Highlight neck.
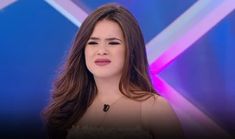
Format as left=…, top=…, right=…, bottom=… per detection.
left=94, top=75, right=124, bottom=100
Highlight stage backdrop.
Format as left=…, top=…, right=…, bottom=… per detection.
left=0, top=0, right=234, bottom=138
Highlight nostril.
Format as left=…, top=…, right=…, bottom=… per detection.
left=98, top=52, right=108, bottom=55
left=97, top=49, right=108, bottom=55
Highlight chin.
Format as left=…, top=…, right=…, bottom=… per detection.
left=92, top=71, right=122, bottom=79
left=93, top=73, right=116, bottom=79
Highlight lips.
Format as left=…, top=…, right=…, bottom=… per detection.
left=94, top=58, right=111, bottom=66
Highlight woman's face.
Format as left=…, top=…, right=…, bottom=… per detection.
left=85, top=19, right=125, bottom=79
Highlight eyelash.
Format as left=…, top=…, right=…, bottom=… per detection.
left=87, top=41, right=98, bottom=45
left=87, top=41, right=120, bottom=45
left=109, top=42, right=120, bottom=45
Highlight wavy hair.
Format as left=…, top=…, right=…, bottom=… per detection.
left=43, top=3, right=158, bottom=139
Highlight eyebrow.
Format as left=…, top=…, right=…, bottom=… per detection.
left=89, top=37, right=122, bottom=42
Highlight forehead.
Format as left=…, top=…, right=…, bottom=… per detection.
left=90, top=20, right=124, bottom=39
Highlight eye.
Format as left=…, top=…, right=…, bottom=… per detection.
left=109, top=42, right=120, bottom=45
left=87, top=41, right=98, bottom=45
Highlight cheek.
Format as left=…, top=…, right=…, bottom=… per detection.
left=120, top=47, right=126, bottom=61
left=84, top=48, right=92, bottom=68
left=114, top=48, right=125, bottom=65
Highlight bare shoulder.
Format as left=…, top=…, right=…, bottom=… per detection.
left=141, top=93, right=174, bottom=116
left=141, top=93, right=185, bottom=138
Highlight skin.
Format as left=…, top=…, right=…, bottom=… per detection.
left=84, top=19, right=184, bottom=138
left=85, top=19, right=125, bottom=102
left=142, top=95, right=184, bottom=138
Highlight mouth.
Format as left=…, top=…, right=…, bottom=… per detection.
left=94, top=59, right=111, bottom=66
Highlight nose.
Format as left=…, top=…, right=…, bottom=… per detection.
left=97, top=44, right=108, bottom=55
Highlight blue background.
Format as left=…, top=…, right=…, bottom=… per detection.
left=0, top=0, right=234, bottom=138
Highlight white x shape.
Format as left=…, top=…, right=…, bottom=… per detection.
left=42, top=0, right=235, bottom=137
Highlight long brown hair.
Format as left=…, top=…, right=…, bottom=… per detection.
left=43, top=3, right=157, bottom=139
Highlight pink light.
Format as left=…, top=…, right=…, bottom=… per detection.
left=150, top=0, right=235, bottom=74
left=54, top=0, right=87, bottom=23
left=0, top=0, right=17, bottom=10
left=45, top=0, right=88, bottom=27
left=149, top=0, right=235, bottom=138
left=150, top=75, right=232, bottom=138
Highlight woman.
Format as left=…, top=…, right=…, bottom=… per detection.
left=43, top=3, right=184, bottom=139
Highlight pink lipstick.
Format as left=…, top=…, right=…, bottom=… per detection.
left=95, top=58, right=111, bottom=66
